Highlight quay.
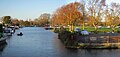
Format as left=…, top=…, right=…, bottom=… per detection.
left=58, top=31, right=120, bottom=49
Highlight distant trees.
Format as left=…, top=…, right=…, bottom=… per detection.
left=11, top=18, right=20, bottom=26
left=11, top=18, right=31, bottom=26
left=23, top=21, right=30, bottom=26
left=2, top=16, right=11, bottom=25
left=33, top=19, right=39, bottom=26
left=17, top=13, right=51, bottom=27
left=38, top=13, right=50, bottom=26
left=19, top=20, right=32, bottom=26
left=0, top=13, right=51, bottom=27
left=19, top=20, right=24, bottom=26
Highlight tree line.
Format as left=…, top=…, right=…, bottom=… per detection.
left=50, top=0, right=120, bottom=31
left=0, top=0, right=120, bottom=32
left=0, top=13, right=51, bottom=27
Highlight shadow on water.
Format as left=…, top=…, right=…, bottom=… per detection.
left=0, top=42, right=7, bottom=51
left=0, top=41, right=7, bottom=57
left=0, top=36, right=11, bottom=57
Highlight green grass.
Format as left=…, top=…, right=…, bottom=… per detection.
left=86, top=28, right=120, bottom=32
left=74, top=26, right=120, bottom=32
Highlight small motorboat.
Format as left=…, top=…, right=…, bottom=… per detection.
left=44, top=27, right=53, bottom=30
left=17, top=32, right=23, bottom=36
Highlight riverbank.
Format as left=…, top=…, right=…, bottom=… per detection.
left=0, top=37, right=8, bottom=45
left=58, top=31, right=120, bottom=49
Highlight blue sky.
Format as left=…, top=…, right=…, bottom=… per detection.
left=0, top=0, right=66, bottom=20
left=0, top=0, right=120, bottom=20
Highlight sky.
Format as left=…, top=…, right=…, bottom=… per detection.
left=0, top=0, right=120, bottom=20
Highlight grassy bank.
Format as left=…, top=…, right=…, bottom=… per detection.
left=75, top=26, right=120, bottom=32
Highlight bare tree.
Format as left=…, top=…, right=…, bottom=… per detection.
left=87, top=0, right=106, bottom=31
left=104, top=3, right=120, bottom=32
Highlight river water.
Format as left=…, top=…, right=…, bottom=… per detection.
left=0, top=27, right=120, bottom=57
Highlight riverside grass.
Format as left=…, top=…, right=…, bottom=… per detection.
left=74, top=26, right=120, bottom=32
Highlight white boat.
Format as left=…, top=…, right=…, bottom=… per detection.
left=4, top=28, right=12, bottom=36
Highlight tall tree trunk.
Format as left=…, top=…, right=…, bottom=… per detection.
left=112, top=28, right=115, bottom=33
left=111, top=25, right=115, bottom=33
left=93, top=23, right=97, bottom=31
left=82, top=22, right=85, bottom=30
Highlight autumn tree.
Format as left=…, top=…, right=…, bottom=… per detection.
left=11, top=18, right=20, bottom=26
left=50, top=13, right=58, bottom=26
left=51, top=2, right=82, bottom=31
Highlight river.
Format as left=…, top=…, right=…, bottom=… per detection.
left=0, top=27, right=120, bottom=57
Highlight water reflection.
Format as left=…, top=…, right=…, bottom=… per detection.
left=0, top=42, right=7, bottom=52
left=0, top=41, right=7, bottom=57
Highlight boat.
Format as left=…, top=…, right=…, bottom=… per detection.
left=44, top=27, right=53, bottom=30
left=17, top=32, right=23, bottom=36
left=4, top=28, right=12, bottom=36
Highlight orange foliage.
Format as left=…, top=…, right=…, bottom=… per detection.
left=51, top=2, right=83, bottom=26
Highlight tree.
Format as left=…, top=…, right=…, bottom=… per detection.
left=11, top=18, right=20, bottom=26
left=77, top=0, right=87, bottom=30
left=51, top=2, right=82, bottom=31
left=38, top=13, right=51, bottom=26
left=19, top=20, right=24, bottom=26
left=2, top=16, right=11, bottom=25
left=24, top=21, right=30, bottom=26
left=104, top=3, right=120, bottom=31
left=87, top=0, right=106, bottom=31
left=33, top=18, right=39, bottom=26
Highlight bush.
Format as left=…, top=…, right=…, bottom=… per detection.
left=117, top=31, right=120, bottom=33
